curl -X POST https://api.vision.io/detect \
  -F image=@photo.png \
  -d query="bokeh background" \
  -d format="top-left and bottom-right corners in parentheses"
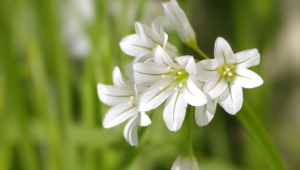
top-left (0, 0), bottom-right (299, 169)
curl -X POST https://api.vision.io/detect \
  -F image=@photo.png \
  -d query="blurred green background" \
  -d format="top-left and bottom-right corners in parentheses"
top-left (0, 0), bottom-right (299, 169)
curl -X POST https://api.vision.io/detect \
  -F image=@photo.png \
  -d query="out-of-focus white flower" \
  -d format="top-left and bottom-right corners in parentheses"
top-left (97, 67), bottom-right (151, 146)
top-left (163, 0), bottom-right (196, 44)
top-left (62, 0), bottom-right (95, 59)
top-left (171, 156), bottom-right (199, 170)
top-left (197, 37), bottom-right (263, 115)
top-left (119, 17), bottom-right (178, 62)
top-left (132, 46), bottom-right (207, 131)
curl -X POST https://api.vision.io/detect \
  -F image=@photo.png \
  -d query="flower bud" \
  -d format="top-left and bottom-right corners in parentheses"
top-left (171, 155), bottom-right (199, 170)
top-left (163, 0), bottom-right (196, 44)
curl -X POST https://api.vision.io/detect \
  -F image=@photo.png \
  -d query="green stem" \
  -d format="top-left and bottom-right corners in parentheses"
top-left (187, 39), bottom-right (210, 59)
top-left (237, 100), bottom-right (286, 170)
top-left (182, 105), bottom-right (195, 157)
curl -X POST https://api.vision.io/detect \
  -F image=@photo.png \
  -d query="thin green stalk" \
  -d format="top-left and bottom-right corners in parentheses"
top-left (187, 39), bottom-right (210, 59)
top-left (237, 100), bottom-right (286, 170)
top-left (182, 105), bottom-right (195, 157)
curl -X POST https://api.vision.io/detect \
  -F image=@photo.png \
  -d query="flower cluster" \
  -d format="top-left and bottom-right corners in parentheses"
top-left (97, 0), bottom-right (263, 169)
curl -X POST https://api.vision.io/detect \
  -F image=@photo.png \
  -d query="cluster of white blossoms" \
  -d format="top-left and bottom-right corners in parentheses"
top-left (97, 0), bottom-right (263, 169)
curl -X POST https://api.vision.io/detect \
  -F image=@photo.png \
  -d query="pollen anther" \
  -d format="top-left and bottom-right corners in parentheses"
top-left (179, 83), bottom-right (183, 88)
top-left (228, 72), bottom-right (232, 76)
top-left (178, 71), bottom-right (182, 75)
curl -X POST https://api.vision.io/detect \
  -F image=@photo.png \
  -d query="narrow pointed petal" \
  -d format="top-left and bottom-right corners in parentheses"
top-left (171, 156), bottom-right (199, 170)
top-left (133, 63), bottom-right (171, 86)
top-left (135, 22), bottom-right (161, 47)
top-left (151, 16), bottom-right (166, 42)
top-left (175, 55), bottom-right (192, 68)
top-left (138, 112), bottom-right (151, 126)
top-left (153, 45), bottom-right (179, 68)
top-left (196, 59), bottom-right (221, 82)
top-left (112, 67), bottom-right (130, 90)
top-left (163, 89), bottom-right (188, 131)
top-left (236, 49), bottom-right (260, 68)
top-left (184, 78), bottom-right (207, 106)
top-left (203, 73), bottom-right (227, 99)
top-left (102, 103), bottom-right (138, 128)
top-left (234, 68), bottom-right (263, 88)
top-left (218, 84), bottom-right (243, 115)
top-left (195, 99), bottom-right (217, 126)
top-left (119, 34), bottom-right (151, 57)
top-left (214, 37), bottom-right (236, 64)
top-left (123, 116), bottom-right (138, 146)
top-left (138, 79), bottom-right (175, 111)
top-left (185, 57), bottom-right (197, 75)
top-left (97, 84), bottom-right (132, 106)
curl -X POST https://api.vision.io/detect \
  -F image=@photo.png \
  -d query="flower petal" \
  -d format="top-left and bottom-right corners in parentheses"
top-left (175, 55), bottom-right (192, 67)
top-left (214, 37), bottom-right (236, 64)
top-left (218, 84), bottom-right (243, 115)
top-left (153, 45), bottom-right (179, 68)
top-left (135, 22), bottom-right (161, 47)
top-left (119, 34), bottom-right (151, 57)
top-left (151, 16), bottom-right (166, 43)
top-left (234, 68), bottom-right (263, 88)
top-left (185, 57), bottom-right (197, 75)
top-left (184, 78), bottom-right (207, 106)
top-left (97, 84), bottom-right (132, 106)
top-left (133, 53), bottom-right (152, 63)
top-left (123, 115), bottom-right (138, 146)
top-left (203, 73), bottom-right (227, 99)
top-left (102, 103), bottom-right (138, 128)
top-left (132, 62), bottom-right (171, 86)
top-left (112, 67), bottom-right (130, 90)
top-left (196, 59), bottom-right (222, 82)
top-left (138, 112), bottom-right (151, 126)
top-left (165, 42), bottom-right (178, 58)
top-left (236, 49), bottom-right (260, 68)
top-left (163, 88), bottom-right (188, 131)
top-left (138, 79), bottom-right (175, 112)
top-left (195, 99), bottom-right (217, 126)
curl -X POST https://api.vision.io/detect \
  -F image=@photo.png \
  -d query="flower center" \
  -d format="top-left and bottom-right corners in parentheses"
top-left (127, 96), bottom-right (136, 107)
top-left (160, 67), bottom-right (189, 91)
top-left (218, 64), bottom-right (235, 82)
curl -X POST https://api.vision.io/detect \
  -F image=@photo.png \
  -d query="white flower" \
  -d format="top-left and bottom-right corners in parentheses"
top-left (163, 0), bottom-right (196, 44)
top-left (132, 46), bottom-right (207, 131)
top-left (197, 37), bottom-right (263, 115)
top-left (119, 17), bottom-right (178, 62)
top-left (97, 67), bottom-right (151, 146)
top-left (171, 156), bottom-right (199, 170)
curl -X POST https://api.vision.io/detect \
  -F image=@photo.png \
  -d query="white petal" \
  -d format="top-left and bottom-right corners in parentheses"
top-left (123, 115), bottom-right (138, 146)
top-left (171, 156), bottom-right (199, 170)
top-left (195, 99), bottom-right (217, 126)
top-left (97, 84), bottom-right (132, 106)
top-left (184, 78), bottom-right (207, 106)
top-left (135, 22), bottom-right (162, 47)
top-left (214, 37), bottom-right (236, 64)
top-left (112, 67), bottom-right (130, 90)
top-left (151, 16), bottom-right (166, 42)
top-left (165, 42), bottom-right (179, 58)
top-left (203, 73), bottom-right (227, 99)
top-left (233, 68), bottom-right (263, 88)
top-left (236, 49), bottom-right (260, 68)
top-left (153, 45), bottom-right (179, 68)
top-left (185, 57), bottom-right (197, 75)
top-left (133, 53), bottom-right (152, 63)
top-left (132, 62), bottom-right (171, 86)
top-left (175, 55), bottom-right (192, 67)
top-left (196, 59), bottom-right (221, 82)
top-left (138, 112), bottom-right (151, 126)
top-left (163, 88), bottom-right (188, 131)
top-left (138, 79), bottom-right (175, 111)
top-left (119, 34), bottom-right (151, 57)
top-left (218, 84), bottom-right (243, 115)
top-left (102, 103), bottom-right (138, 128)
